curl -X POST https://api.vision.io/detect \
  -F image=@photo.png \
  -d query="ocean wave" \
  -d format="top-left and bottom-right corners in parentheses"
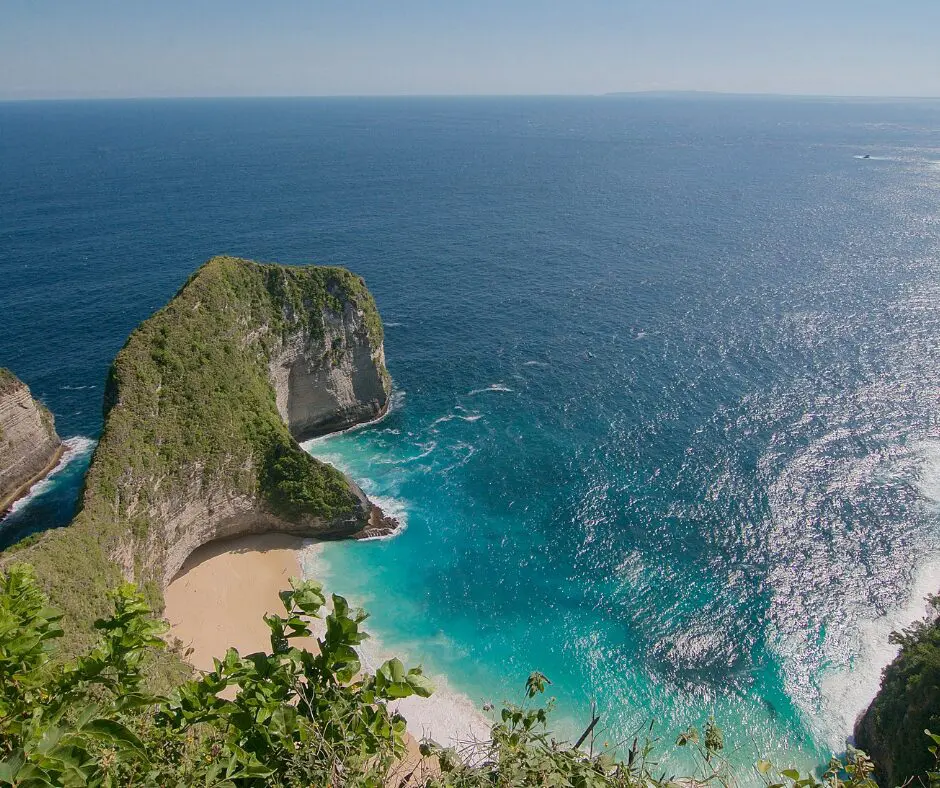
top-left (913, 439), bottom-right (940, 507)
top-left (375, 441), bottom-right (437, 465)
top-left (5, 436), bottom-right (97, 517)
top-left (430, 412), bottom-right (483, 428)
top-left (467, 383), bottom-right (513, 395)
top-left (759, 421), bottom-right (940, 750)
top-left (440, 441), bottom-right (479, 472)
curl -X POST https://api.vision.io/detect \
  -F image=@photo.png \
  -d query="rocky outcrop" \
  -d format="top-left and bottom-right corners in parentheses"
top-left (0, 370), bottom-right (62, 513)
top-left (10, 257), bottom-right (395, 651)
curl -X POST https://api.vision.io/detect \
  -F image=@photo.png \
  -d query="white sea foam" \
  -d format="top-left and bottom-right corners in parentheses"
top-left (4, 436), bottom-right (96, 518)
top-left (375, 441), bottom-right (437, 465)
top-left (430, 412), bottom-right (483, 428)
top-left (468, 383), bottom-right (513, 395)
top-left (523, 360), bottom-right (549, 367)
top-left (387, 670), bottom-right (492, 750)
top-left (816, 556), bottom-right (940, 749)
top-left (298, 543), bottom-right (491, 748)
top-left (362, 495), bottom-right (410, 540)
top-left (913, 439), bottom-right (940, 507)
top-left (440, 441), bottom-right (479, 472)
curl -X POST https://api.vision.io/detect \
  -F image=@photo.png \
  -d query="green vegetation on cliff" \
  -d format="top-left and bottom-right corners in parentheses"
top-left (6, 257), bottom-right (387, 656)
top-left (94, 256), bottom-right (368, 527)
top-left (0, 368), bottom-right (16, 394)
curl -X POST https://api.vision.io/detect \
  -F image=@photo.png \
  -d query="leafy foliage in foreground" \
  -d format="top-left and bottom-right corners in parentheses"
top-left (0, 564), bottom-right (428, 786)
top-left (1, 563), bottom-right (938, 787)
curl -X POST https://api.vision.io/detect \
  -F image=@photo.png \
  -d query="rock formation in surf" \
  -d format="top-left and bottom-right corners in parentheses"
top-left (0, 369), bottom-right (62, 512)
top-left (8, 257), bottom-right (393, 651)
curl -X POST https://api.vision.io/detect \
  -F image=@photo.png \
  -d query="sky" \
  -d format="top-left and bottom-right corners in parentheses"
top-left (2, 0), bottom-right (939, 100)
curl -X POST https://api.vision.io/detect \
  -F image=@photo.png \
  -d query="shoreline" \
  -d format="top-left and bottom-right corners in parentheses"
top-left (0, 442), bottom-right (66, 516)
top-left (164, 534), bottom-right (490, 750)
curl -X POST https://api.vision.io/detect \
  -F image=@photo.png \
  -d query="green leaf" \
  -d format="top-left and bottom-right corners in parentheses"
top-left (781, 768), bottom-right (801, 781)
top-left (81, 718), bottom-right (148, 757)
top-left (0, 751), bottom-right (25, 784)
top-left (756, 759), bottom-right (773, 775)
top-left (35, 725), bottom-right (64, 755)
top-left (407, 671), bottom-right (434, 698)
top-left (379, 658), bottom-right (407, 683)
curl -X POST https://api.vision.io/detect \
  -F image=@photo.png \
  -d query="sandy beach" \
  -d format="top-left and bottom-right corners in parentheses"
top-left (163, 533), bottom-right (316, 669)
top-left (163, 533), bottom-right (435, 783)
top-left (165, 534), bottom-right (489, 752)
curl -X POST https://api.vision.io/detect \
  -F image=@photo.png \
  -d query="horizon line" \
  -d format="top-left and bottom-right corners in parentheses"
top-left (2, 89), bottom-right (940, 104)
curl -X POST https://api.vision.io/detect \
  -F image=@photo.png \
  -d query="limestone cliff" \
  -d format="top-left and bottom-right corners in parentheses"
top-left (0, 369), bottom-right (62, 512)
top-left (9, 257), bottom-right (392, 653)
top-left (270, 303), bottom-right (390, 440)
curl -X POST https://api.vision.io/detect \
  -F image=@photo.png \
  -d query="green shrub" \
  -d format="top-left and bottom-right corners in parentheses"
top-left (0, 564), bottom-right (427, 786)
top-left (3, 564), bottom-right (931, 788)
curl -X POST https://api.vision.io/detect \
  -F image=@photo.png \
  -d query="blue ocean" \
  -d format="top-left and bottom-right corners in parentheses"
top-left (2, 96), bottom-right (940, 776)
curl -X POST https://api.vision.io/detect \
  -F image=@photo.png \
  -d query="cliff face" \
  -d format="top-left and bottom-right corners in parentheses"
top-left (0, 370), bottom-right (62, 512)
top-left (269, 280), bottom-right (390, 440)
top-left (10, 257), bottom-right (392, 652)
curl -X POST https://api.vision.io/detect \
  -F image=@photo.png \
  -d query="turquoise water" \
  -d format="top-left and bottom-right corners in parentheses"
top-left (3, 96), bottom-right (940, 777)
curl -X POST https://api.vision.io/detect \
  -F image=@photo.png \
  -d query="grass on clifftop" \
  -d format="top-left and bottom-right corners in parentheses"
top-left (5, 256), bottom-right (386, 656)
top-left (0, 367), bottom-right (19, 395)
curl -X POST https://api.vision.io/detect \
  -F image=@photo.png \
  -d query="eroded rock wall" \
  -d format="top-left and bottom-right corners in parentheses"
top-left (0, 372), bottom-right (62, 511)
top-left (270, 288), bottom-right (390, 441)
